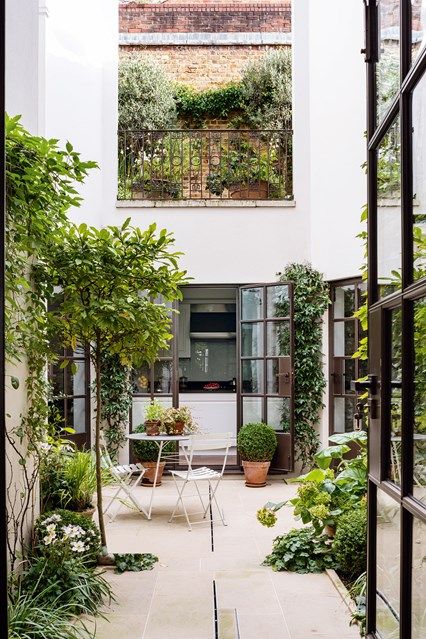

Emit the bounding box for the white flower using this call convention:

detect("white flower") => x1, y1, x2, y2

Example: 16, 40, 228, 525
43, 534, 56, 546
44, 514, 61, 524
39, 442, 51, 451
71, 540, 86, 553
62, 524, 84, 539
46, 523, 56, 534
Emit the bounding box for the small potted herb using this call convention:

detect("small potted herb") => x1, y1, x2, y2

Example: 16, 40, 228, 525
144, 399, 164, 436
162, 406, 198, 435
132, 424, 175, 486
237, 422, 277, 487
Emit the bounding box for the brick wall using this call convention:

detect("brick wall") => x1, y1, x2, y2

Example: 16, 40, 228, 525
120, 44, 286, 90
120, 2, 292, 33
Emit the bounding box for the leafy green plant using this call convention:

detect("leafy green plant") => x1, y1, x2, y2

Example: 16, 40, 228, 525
162, 405, 198, 434
118, 57, 177, 130
263, 526, 335, 573
237, 422, 277, 462
114, 553, 158, 574
348, 572, 366, 635
240, 49, 292, 130
100, 350, 133, 462
21, 555, 113, 616
279, 264, 330, 469
132, 423, 175, 462
333, 505, 367, 579
35, 510, 101, 567
175, 83, 244, 127
41, 219, 188, 553
145, 399, 165, 422
8, 579, 94, 639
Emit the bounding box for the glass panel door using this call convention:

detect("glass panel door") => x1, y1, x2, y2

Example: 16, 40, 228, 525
239, 283, 294, 471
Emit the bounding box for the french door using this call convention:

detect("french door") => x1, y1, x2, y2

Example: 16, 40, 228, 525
238, 283, 294, 472
364, 3, 426, 638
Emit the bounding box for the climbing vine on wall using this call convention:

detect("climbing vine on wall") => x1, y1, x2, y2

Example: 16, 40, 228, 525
100, 350, 133, 463
279, 263, 330, 470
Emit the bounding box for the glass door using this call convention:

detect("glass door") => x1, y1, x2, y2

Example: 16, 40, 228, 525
364, 3, 426, 637
238, 283, 294, 471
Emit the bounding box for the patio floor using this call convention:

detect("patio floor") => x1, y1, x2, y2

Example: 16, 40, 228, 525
90, 477, 359, 639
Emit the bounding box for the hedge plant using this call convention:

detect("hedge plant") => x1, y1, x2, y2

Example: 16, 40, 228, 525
175, 83, 244, 127
237, 422, 277, 462
279, 264, 330, 469
333, 505, 367, 579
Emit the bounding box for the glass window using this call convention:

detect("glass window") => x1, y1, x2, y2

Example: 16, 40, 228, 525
242, 322, 263, 357
242, 396, 262, 425
266, 321, 290, 356
267, 284, 290, 318
333, 397, 356, 433
377, 117, 402, 297
376, 488, 400, 639
242, 360, 263, 394
412, 517, 426, 639
333, 284, 356, 319
389, 307, 402, 486
377, 0, 400, 120
241, 287, 263, 321
49, 346, 89, 440
412, 74, 426, 282
412, 1, 426, 64
413, 296, 426, 504
267, 397, 290, 432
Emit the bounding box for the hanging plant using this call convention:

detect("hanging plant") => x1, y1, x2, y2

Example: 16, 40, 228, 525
100, 350, 133, 463
279, 263, 330, 470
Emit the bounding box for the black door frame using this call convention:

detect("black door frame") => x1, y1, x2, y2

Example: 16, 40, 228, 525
364, 2, 426, 638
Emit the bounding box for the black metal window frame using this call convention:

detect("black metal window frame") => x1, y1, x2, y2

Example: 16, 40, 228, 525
328, 277, 366, 436
364, 2, 426, 638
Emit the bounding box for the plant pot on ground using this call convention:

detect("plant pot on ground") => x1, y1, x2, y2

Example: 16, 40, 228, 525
237, 422, 278, 487
132, 424, 175, 486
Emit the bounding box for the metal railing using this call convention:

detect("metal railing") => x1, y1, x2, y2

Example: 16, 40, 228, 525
118, 129, 293, 201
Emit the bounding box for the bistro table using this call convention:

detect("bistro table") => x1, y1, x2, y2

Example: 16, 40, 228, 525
126, 433, 189, 520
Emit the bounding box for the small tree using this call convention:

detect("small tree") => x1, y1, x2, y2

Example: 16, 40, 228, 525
40, 220, 187, 551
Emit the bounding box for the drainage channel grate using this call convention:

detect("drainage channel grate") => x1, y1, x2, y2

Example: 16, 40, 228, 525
213, 580, 240, 639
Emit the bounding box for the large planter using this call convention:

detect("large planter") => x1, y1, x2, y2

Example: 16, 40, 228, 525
229, 180, 270, 200
141, 461, 166, 486
242, 460, 271, 487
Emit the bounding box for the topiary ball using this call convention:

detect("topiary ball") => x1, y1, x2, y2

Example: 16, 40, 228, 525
35, 509, 101, 566
132, 423, 175, 462
237, 422, 277, 462
333, 505, 367, 579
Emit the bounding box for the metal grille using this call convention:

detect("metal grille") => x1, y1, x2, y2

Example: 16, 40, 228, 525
118, 129, 293, 201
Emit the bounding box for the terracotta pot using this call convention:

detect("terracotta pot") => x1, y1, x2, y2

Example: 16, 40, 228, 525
169, 420, 185, 435
229, 181, 270, 200
242, 460, 270, 487
323, 524, 336, 538
80, 506, 95, 520
145, 420, 160, 436
141, 461, 166, 486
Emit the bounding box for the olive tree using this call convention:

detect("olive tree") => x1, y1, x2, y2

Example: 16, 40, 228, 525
40, 219, 187, 551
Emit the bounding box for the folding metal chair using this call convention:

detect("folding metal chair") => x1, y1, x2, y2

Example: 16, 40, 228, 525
168, 432, 232, 531
101, 443, 148, 521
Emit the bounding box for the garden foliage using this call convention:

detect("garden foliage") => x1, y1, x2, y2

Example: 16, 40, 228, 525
264, 527, 335, 573
333, 505, 367, 579
237, 422, 277, 462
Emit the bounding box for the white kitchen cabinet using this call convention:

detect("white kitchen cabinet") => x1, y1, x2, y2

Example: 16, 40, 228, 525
178, 303, 191, 359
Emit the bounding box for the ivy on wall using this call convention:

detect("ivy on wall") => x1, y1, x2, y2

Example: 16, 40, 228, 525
279, 263, 330, 470
100, 351, 133, 463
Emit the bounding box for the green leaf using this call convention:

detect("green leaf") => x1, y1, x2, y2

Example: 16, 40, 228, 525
11, 376, 20, 389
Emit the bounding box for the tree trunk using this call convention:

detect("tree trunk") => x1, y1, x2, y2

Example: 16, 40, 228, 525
94, 338, 107, 551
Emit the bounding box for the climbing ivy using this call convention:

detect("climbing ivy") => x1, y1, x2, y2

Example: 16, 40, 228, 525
279, 264, 330, 470
100, 350, 133, 463
174, 84, 244, 127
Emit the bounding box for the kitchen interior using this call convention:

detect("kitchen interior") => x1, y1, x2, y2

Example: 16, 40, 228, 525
178, 285, 238, 464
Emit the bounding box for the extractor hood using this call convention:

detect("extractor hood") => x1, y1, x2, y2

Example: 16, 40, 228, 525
189, 303, 236, 340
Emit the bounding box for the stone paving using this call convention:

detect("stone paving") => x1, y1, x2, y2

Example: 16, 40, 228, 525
90, 477, 359, 639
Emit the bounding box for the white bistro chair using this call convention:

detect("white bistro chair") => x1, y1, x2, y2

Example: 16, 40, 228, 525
168, 432, 232, 531
101, 444, 148, 521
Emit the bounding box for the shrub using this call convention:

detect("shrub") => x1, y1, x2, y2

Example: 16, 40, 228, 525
118, 57, 177, 130
333, 505, 367, 579
240, 50, 292, 130
35, 510, 101, 566
132, 423, 175, 462
237, 422, 277, 462
263, 526, 335, 573
175, 83, 244, 126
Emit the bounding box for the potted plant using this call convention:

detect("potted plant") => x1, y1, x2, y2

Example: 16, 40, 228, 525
162, 406, 198, 435
144, 399, 164, 435
237, 422, 277, 487
132, 424, 175, 486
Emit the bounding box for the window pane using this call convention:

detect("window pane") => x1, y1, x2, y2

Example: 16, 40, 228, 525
412, 517, 426, 639
132, 365, 151, 394
242, 322, 263, 357
412, 1, 426, 64
377, 0, 400, 120
266, 321, 290, 356
267, 397, 290, 432
390, 308, 402, 486
412, 73, 426, 282
414, 296, 426, 503
333, 285, 355, 319
267, 359, 280, 395
344, 359, 356, 394
153, 360, 173, 394
376, 489, 400, 639
377, 117, 401, 297
267, 285, 290, 318
67, 397, 86, 434
241, 287, 263, 320
242, 360, 263, 394
333, 397, 356, 433
242, 396, 262, 425
69, 361, 86, 396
